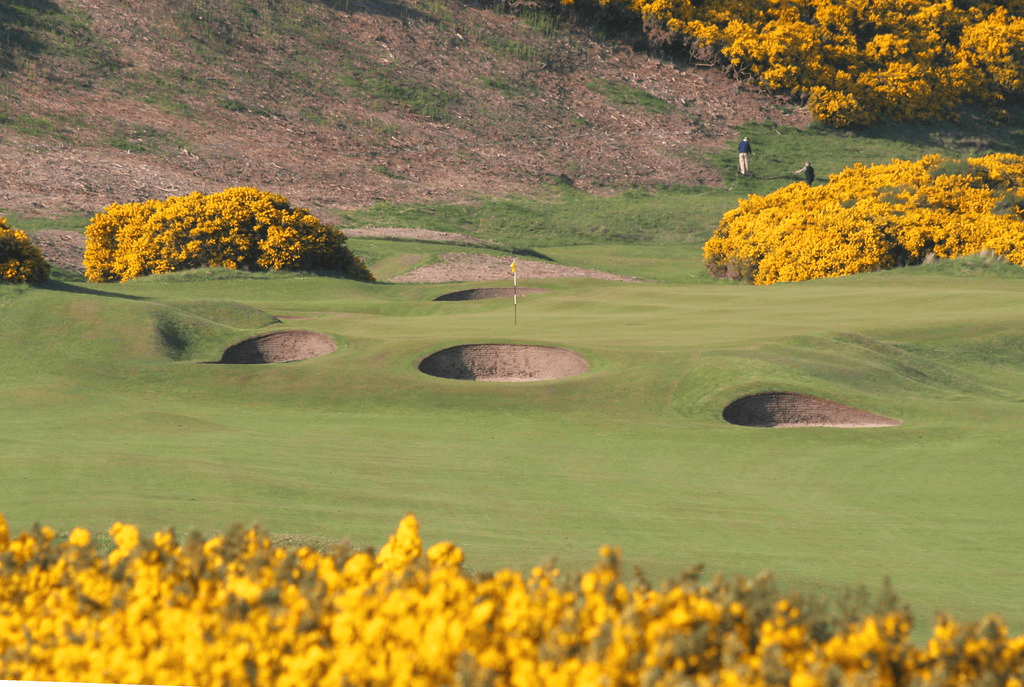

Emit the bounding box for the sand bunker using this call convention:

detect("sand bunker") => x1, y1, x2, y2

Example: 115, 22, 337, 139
722, 392, 901, 428
434, 287, 549, 301
419, 344, 589, 381
392, 253, 641, 283
218, 330, 337, 364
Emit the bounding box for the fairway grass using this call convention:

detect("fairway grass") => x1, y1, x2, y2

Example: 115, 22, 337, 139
3, 255, 1024, 643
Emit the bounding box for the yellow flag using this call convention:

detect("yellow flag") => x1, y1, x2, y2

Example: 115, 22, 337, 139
510, 259, 517, 273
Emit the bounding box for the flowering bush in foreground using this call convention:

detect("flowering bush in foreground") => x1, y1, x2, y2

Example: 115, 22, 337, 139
84, 187, 374, 283
0, 217, 50, 284
2, 513, 1024, 686
703, 154, 1024, 285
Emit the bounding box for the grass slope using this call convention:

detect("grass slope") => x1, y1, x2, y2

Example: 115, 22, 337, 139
3, 261, 1024, 643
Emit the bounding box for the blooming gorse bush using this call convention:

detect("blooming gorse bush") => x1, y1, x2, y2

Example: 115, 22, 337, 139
84, 187, 374, 283
2, 512, 1024, 686
703, 153, 1024, 285
569, 0, 1024, 126
0, 217, 50, 284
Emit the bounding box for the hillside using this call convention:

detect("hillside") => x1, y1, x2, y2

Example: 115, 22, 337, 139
0, 0, 810, 218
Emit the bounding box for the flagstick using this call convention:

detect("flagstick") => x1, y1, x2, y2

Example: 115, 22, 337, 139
510, 258, 518, 326
514, 270, 518, 326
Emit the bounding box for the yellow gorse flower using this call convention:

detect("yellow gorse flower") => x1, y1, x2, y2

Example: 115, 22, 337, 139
564, 0, 1024, 126
0, 216, 50, 284
83, 187, 374, 283
704, 154, 1024, 285
3, 512, 1024, 685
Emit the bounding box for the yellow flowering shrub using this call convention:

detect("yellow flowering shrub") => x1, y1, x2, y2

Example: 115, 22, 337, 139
703, 154, 1024, 285
568, 0, 1024, 126
3, 512, 1024, 686
0, 217, 50, 284
83, 187, 374, 283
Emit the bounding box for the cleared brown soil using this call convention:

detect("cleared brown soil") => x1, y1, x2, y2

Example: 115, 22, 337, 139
0, 0, 811, 220
27, 229, 88, 275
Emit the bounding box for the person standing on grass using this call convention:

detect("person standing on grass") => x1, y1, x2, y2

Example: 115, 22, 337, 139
738, 137, 753, 175
795, 161, 815, 185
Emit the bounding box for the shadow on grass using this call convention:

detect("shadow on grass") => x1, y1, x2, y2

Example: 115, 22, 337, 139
509, 247, 556, 261
859, 103, 1024, 156
0, 0, 62, 71
38, 280, 149, 301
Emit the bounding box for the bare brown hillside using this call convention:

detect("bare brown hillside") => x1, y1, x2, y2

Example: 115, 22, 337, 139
0, 0, 811, 218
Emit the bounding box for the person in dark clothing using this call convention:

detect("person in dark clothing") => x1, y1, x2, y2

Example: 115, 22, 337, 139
738, 137, 753, 175
794, 161, 815, 185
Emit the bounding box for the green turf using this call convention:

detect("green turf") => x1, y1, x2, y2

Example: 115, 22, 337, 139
3, 255, 1024, 643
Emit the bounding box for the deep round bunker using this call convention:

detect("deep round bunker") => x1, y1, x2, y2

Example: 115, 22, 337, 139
418, 344, 588, 381
722, 392, 901, 428
218, 330, 337, 364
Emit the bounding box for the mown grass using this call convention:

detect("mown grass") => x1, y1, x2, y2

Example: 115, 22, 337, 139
3, 258, 1024, 644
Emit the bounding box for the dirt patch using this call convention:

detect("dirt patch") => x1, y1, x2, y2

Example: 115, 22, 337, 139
26, 230, 88, 275
434, 287, 549, 301
392, 252, 641, 283
218, 330, 337, 364
722, 392, 901, 428
0, 0, 812, 217
418, 343, 589, 381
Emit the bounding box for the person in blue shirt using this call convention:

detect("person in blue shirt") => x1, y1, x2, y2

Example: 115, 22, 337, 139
738, 137, 752, 175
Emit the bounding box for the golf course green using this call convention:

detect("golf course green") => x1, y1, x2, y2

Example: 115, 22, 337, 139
2, 239, 1022, 643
